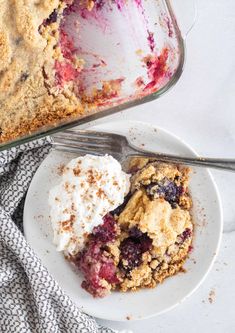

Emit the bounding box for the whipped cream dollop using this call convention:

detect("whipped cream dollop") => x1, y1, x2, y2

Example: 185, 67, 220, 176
49, 155, 130, 255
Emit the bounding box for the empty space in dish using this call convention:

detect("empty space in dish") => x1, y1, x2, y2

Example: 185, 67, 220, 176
61, 0, 181, 109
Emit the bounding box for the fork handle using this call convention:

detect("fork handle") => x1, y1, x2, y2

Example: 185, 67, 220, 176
127, 146, 235, 172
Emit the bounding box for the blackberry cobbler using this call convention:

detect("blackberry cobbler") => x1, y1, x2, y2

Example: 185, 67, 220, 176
0, 1, 120, 142
0, 1, 171, 143
49, 155, 193, 298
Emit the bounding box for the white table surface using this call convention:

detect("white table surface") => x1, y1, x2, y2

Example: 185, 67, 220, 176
81, 1, 235, 332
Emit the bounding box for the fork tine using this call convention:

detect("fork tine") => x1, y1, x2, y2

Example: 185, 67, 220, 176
53, 130, 109, 142
53, 143, 123, 160
52, 130, 123, 154
69, 129, 125, 141
53, 143, 104, 156
53, 136, 112, 150
53, 129, 124, 144
54, 144, 123, 163
52, 138, 122, 155
53, 138, 122, 154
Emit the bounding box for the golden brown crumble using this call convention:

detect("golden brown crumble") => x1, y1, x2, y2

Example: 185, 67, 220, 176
111, 159, 193, 292
0, 0, 83, 143
0, 1, 126, 145
69, 158, 193, 296
118, 190, 191, 255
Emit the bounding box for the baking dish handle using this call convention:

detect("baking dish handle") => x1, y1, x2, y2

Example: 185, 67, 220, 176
169, 0, 197, 39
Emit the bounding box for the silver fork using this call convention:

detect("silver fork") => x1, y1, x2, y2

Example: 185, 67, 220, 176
51, 129, 235, 172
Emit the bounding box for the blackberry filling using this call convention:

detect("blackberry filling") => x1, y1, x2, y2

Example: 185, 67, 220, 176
92, 214, 117, 243
39, 6, 60, 32
145, 177, 183, 207
129, 226, 144, 238
119, 238, 142, 272
44, 9, 58, 26
93, 0, 105, 10
179, 228, 192, 243
20, 72, 29, 82
119, 228, 152, 273
79, 239, 119, 297
75, 214, 119, 297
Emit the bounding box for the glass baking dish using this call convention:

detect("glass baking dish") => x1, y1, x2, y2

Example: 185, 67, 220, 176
0, 0, 196, 151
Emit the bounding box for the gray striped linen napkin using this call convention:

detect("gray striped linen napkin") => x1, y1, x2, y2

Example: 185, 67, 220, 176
0, 138, 116, 333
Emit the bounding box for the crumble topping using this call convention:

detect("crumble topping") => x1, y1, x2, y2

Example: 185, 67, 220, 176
0, 1, 172, 144
118, 190, 191, 255
0, 0, 83, 143
0, 0, 125, 143
63, 157, 193, 298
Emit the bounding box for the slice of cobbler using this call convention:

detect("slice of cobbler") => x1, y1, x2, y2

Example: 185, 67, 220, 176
68, 158, 193, 297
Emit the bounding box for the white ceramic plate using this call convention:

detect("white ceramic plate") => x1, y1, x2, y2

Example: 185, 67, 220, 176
23, 120, 223, 321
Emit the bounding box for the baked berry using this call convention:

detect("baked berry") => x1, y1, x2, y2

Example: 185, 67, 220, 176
139, 233, 152, 252
44, 10, 58, 26
180, 228, 192, 242
146, 177, 183, 207
119, 231, 152, 271
78, 239, 119, 297
92, 214, 117, 243
120, 238, 142, 271
129, 226, 143, 238
20, 72, 29, 82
